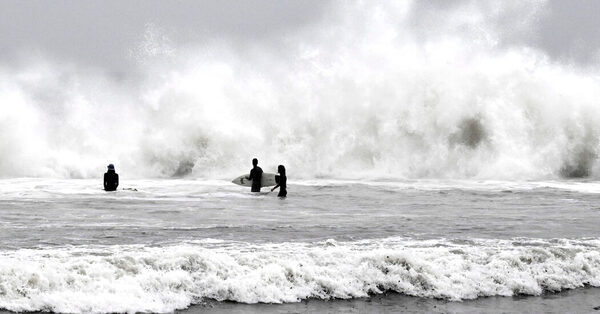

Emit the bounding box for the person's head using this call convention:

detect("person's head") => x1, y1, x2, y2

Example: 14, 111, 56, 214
107, 164, 115, 171
278, 165, 286, 176
252, 158, 258, 166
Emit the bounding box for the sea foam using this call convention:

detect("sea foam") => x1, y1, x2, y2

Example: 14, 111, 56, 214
1, 2, 599, 180
0, 238, 599, 313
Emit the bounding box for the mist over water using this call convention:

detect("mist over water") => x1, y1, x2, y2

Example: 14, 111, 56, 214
1, 1, 599, 180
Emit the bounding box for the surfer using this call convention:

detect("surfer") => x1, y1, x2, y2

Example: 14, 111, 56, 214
103, 164, 119, 191
246, 158, 263, 192
271, 165, 287, 197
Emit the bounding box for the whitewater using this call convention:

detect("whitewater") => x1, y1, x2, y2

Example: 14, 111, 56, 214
0, 2, 599, 180
1, 1, 600, 313
0, 179, 599, 313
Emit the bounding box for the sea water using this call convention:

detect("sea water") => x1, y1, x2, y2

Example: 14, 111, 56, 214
2, 2, 600, 312
0, 178, 599, 313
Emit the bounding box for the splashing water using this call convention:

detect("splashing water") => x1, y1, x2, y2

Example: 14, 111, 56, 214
0, 1, 599, 179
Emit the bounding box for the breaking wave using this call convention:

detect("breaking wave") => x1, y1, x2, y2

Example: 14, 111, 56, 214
1, 1, 599, 179
0, 238, 599, 313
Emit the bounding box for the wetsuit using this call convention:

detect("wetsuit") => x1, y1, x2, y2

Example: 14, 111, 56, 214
248, 166, 263, 192
277, 175, 287, 197
104, 170, 119, 191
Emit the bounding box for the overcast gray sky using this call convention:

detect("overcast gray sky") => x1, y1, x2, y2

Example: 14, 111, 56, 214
537, 0, 600, 64
1, 0, 599, 73
0, 0, 331, 72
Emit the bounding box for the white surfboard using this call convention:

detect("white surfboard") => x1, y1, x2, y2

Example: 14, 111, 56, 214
232, 173, 278, 187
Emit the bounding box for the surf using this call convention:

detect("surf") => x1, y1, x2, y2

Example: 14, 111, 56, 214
0, 2, 599, 180
0, 237, 599, 313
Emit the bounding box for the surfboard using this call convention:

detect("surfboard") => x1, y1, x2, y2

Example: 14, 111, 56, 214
232, 173, 278, 187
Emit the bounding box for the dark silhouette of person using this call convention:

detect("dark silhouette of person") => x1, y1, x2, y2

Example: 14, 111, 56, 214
246, 158, 263, 192
104, 164, 119, 191
271, 165, 287, 197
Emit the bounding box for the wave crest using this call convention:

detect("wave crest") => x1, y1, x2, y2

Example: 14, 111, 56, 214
1, 238, 599, 313
1, 2, 599, 179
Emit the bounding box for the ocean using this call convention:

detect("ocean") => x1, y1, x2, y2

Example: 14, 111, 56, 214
1, 178, 599, 313
2, 2, 600, 312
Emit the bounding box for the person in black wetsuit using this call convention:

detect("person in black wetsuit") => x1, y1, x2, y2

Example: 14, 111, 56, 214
271, 165, 287, 197
103, 164, 119, 191
246, 158, 263, 192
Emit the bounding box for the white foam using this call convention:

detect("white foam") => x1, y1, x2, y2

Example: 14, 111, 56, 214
1, 2, 599, 180
0, 238, 599, 313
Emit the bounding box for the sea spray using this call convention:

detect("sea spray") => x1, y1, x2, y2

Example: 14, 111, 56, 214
0, 1, 599, 179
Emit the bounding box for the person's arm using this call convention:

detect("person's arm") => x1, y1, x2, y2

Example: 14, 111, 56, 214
104, 173, 108, 190
246, 169, 254, 180
115, 174, 119, 188
271, 184, 280, 192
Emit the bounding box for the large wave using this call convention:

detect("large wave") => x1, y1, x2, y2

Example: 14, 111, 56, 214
0, 238, 599, 313
1, 1, 599, 179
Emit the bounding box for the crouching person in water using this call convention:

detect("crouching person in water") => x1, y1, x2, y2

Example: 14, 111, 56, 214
104, 164, 119, 191
271, 165, 287, 197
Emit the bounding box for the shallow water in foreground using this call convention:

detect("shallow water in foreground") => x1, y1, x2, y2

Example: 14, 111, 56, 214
0, 178, 599, 313
182, 288, 600, 314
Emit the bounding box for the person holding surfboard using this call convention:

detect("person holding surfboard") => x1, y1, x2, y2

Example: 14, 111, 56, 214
246, 158, 263, 192
103, 164, 119, 191
271, 165, 287, 197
